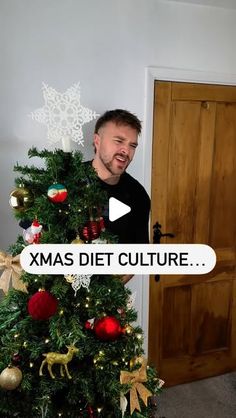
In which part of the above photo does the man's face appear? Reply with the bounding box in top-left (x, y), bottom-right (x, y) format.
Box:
top-left (93, 121), bottom-right (138, 177)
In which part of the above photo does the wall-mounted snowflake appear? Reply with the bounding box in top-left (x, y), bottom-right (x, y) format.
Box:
top-left (30, 83), bottom-right (98, 147)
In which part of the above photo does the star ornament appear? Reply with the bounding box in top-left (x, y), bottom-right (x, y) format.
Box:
top-left (30, 83), bottom-right (98, 147)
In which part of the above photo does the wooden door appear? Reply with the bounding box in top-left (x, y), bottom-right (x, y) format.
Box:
top-left (148, 81), bottom-right (236, 386)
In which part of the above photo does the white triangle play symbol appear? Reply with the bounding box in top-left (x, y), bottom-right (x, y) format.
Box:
top-left (109, 197), bottom-right (131, 222)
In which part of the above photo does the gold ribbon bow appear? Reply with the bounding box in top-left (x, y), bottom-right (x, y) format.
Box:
top-left (0, 251), bottom-right (27, 294)
top-left (120, 357), bottom-right (152, 415)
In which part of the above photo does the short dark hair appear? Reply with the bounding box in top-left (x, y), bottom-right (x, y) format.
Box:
top-left (94, 109), bottom-right (142, 135)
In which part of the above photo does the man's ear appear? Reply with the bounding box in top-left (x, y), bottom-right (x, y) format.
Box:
top-left (93, 133), bottom-right (100, 151)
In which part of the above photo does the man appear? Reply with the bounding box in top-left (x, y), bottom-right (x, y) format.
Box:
top-left (92, 109), bottom-right (150, 284)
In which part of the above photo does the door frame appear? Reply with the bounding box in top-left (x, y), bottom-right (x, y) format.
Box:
top-left (142, 66), bottom-right (236, 354)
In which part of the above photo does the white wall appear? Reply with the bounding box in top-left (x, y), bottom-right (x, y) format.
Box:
top-left (1, 0), bottom-right (236, 340)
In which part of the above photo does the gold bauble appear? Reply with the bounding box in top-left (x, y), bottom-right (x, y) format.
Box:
top-left (0, 366), bottom-right (23, 390)
top-left (71, 235), bottom-right (84, 244)
top-left (9, 185), bottom-right (34, 211)
top-left (124, 324), bottom-right (133, 335)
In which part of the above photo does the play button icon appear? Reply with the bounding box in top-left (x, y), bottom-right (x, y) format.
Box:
top-left (109, 197), bottom-right (131, 222)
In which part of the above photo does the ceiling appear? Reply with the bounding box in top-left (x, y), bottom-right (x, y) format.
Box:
top-left (164, 0), bottom-right (236, 9)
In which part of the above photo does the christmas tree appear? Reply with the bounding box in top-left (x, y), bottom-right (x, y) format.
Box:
top-left (0, 147), bottom-right (162, 418)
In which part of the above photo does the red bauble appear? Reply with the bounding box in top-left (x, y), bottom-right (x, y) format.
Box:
top-left (82, 220), bottom-right (101, 241)
top-left (12, 352), bottom-right (21, 365)
top-left (94, 316), bottom-right (122, 341)
top-left (47, 183), bottom-right (68, 203)
top-left (81, 226), bottom-right (90, 241)
top-left (87, 405), bottom-right (94, 417)
top-left (98, 216), bottom-right (105, 232)
top-left (85, 320), bottom-right (92, 330)
top-left (28, 290), bottom-right (58, 320)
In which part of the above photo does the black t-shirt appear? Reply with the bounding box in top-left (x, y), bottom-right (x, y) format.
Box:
top-left (97, 168), bottom-right (150, 244)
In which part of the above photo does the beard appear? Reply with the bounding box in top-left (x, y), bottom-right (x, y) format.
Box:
top-left (100, 153), bottom-right (130, 176)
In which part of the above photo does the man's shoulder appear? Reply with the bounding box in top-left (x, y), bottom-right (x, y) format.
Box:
top-left (122, 172), bottom-right (150, 199)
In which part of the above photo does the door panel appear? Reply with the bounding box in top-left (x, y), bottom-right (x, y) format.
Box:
top-left (162, 285), bottom-right (191, 358)
top-left (149, 81), bottom-right (236, 386)
top-left (210, 103), bottom-right (236, 248)
top-left (168, 102), bottom-right (201, 243)
top-left (191, 279), bottom-right (232, 353)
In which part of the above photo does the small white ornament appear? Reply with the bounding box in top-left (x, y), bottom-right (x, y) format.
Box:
top-left (31, 220), bottom-right (43, 235)
top-left (30, 83), bottom-right (99, 149)
top-left (157, 378), bottom-right (165, 389)
top-left (23, 227), bottom-right (34, 244)
top-left (120, 393), bottom-right (128, 418)
top-left (91, 237), bottom-right (108, 244)
top-left (127, 292), bottom-right (136, 309)
top-left (65, 274), bottom-right (92, 295)
top-left (86, 317), bottom-right (95, 328)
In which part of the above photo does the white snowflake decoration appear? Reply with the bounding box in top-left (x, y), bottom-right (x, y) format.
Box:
top-left (65, 274), bottom-right (92, 296)
top-left (30, 83), bottom-right (98, 147)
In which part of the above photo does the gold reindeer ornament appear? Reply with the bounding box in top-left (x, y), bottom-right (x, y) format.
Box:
top-left (39, 345), bottom-right (79, 379)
